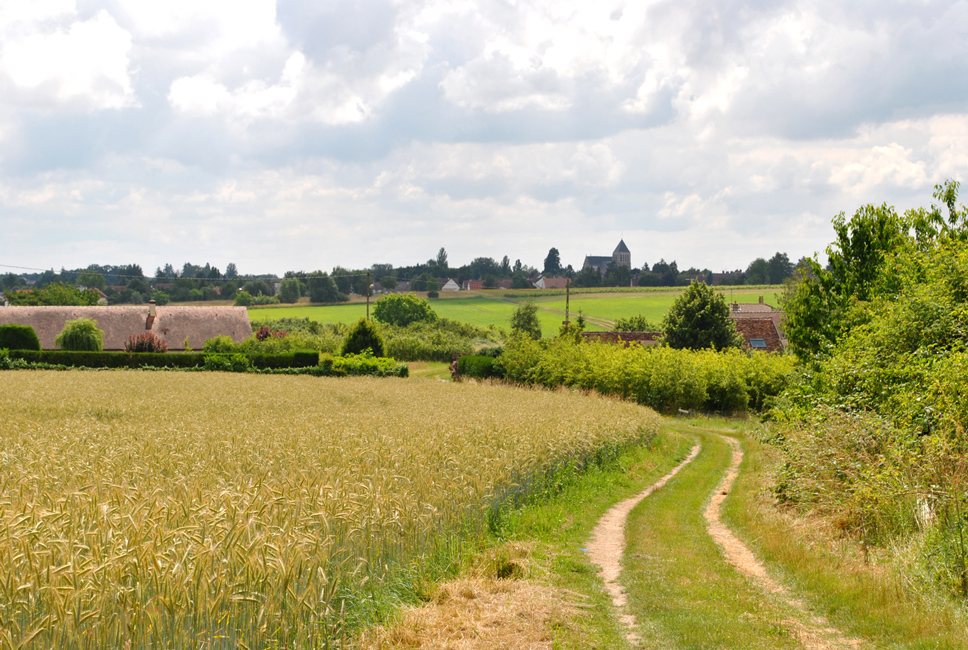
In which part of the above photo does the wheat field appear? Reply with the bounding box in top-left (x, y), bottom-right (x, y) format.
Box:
top-left (0, 371), bottom-right (659, 649)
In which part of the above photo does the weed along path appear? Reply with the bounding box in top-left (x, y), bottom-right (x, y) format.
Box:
top-left (704, 435), bottom-right (862, 650)
top-left (586, 442), bottom-right (702, 645)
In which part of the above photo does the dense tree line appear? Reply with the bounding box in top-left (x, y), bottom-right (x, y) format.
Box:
top-left (2, 246), bottom-right (800, 306)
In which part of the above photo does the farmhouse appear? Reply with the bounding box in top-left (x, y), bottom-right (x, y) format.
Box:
top-left (582, 239), bottom-right (632, 275)
top-left (533, 276), bottom-right (569, 289)
top-left (0, 304), bottom-right (252, 351)
top-left (727, 297), bottom-right (786, 351)
top-left (440, 279), bottom-right (461, 291)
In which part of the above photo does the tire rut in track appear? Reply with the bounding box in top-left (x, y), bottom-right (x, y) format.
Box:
top-left (586, 443), bottom-right (701, 646)
top-left (704, 435), bottom-right (863, 650)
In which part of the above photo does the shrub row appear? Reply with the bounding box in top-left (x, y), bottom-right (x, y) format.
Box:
top-left (498, 335), bottom-right (795, 413)
top-left (6, 350), bottom-right (321, 370)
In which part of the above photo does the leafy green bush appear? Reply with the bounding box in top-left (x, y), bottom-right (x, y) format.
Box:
top-left (499, 334), bottom-right (793, 413)
top-left (204, 353), bottom-right (252, 373)
top-left (0, 324), bottom-right (41, 351)
top-left (612, 314), bottom-right (659, 332)
top-left (661, 281), bottom-right (741, 351)
top-left (509, 301), bottom-right (541, 339)
top-left (330, 350), bottom-right (408, 377)
top-left (203, 335), bottom-right (237, 353)
top-left (293, 349), bottom-right (319, 367)
top-left (249, 294), bottom-right (280, 305)
top-left (55, 318), bottom-right (104, 351)
top-left (341, 318), bottom-right (385, 356)
top-left (456, 355), bottom-right (501, 379)
top-left (372, 293), bottom-right (437, 327)
top-left (234, 291), bottom-right (253, 306)
top-left (0, 349), bottom-right (29, 370)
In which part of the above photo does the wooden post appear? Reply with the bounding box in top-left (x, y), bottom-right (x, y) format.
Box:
top-left (366, 270), bottom-right (371, 320)
top-left (565, 278), bottom-right (570, 325)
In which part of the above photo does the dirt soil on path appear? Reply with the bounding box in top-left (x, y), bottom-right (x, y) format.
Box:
top-left (586, 443), bottom-right (702, 645)
top-left (704, 435), bottom-right (863, 650)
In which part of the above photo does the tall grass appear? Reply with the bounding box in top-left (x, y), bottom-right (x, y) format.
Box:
top-left (0, 371), bottom-right (658, 649)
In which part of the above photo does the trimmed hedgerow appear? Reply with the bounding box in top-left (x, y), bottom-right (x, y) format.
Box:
top-left (456, 355), bottom-right (502, 380)
top-left (0, 324), bottom-right (41, 351)
top-left (293, 349), bottom-right (320, 367)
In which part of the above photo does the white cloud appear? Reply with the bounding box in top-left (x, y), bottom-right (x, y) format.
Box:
top-left (0, 8), bottom-right (136, 109)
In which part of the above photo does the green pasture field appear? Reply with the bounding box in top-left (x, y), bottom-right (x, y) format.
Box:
top-left (249, 286), bottom-right (782, 336)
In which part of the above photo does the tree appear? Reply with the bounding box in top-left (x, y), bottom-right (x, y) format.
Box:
top-left (436, 247), bottom-right (448, 269)
top-left (372, 293), bottom-right (437, 327)
top-left (511, 272), bottom-right (532, 289)
top-left (513, 259), bottom-right (523, 273)
top-left (603, 264), bottom-right (631, 287)
top-left (482, 274), bottom-right (498, 289)
top-left (55, 318), bottom-right (104, 351)
top-left (767, 252), bottom-right (793, 284)
top-left (745, 258), bottom-right (770, 284)
top-left (501, 256), bottom-right (511, 274)
top-left (341, 318), bottom-right (386, 356)
top-left (543, 248), bottom-right (562, 275)
top-left (613, 314), bottom-right (659, 332)
top-left (234, 291), bottom-right (253, 306)
top-left (77, 270), bottom-right (106, 290)
top-left (573, 265), bottom-right (601, 288)
top-left (127, 277), bottom-right (151, 295)
top-left (379, 276), bottom-right (397, 291)
top-left (510, 300), bottom-right (542, 339)
top-left (306, 272), bottom-right (347, 303)
top-left (662, 282), bottom-right (741, 351)
top-left (6, 283), bottom-right (99, 306)
top-left (224, 263), bottom-right (238, 279)
top-left (781, 202), bottom-right (909, 357)
top-left (279, 278), bottom-right (301, 303)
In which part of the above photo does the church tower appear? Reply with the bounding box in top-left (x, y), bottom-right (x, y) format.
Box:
top-left (612, 239), bottom-right (631, 268)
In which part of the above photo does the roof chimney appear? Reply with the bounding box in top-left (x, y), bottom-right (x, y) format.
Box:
top-left (146, 300), bottom-right (157, 330)
top-left (732, 301), bottom-right (739, 311)
top-left (759, 296), bottom-right (764, 304)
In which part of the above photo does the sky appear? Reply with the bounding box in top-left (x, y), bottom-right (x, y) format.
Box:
top-left (1, 0), bottom-right (966, 277)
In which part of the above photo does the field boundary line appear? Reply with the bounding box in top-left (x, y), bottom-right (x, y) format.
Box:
top-left (587, 441), bottom-right (701, 646)
top-left (705, 434), bottom-right (864, 650)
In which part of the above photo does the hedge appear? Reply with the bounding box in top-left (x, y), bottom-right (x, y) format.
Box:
top-left (0, 324), bottom-right (41, 351)
top-left (6, 350), bottom-right (322, 370)
top-left (456, 355), bottom-right (502, 379)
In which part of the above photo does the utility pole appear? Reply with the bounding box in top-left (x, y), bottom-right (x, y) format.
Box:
top-left (366, 270), bottom-right (371, 320)
top-left (564, 278), bottom-right (570, 325)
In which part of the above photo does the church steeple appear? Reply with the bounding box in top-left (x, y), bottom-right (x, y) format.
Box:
top-left (612, 239), bottom-right (631, 268)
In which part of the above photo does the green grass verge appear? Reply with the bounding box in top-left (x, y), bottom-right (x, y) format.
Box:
top-left (406, 361), bottom-right (452, 380)
top-left (248, 287), bottom-right (783, 336)
top-left (622, 422), bottom-right (804, 649)
top-left (488, 429), bottom-right (697, 649)
top-left (725, 429), bottom-right (968, 649)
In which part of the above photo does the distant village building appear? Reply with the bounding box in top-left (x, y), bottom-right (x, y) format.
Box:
top-left (727, 297), bottom-right (787, 351)
top-left (440, 279), bottom-right (460, 291)
top-left (582, 239), bottom-right (631, 275)
top-left (0, 304), bottom-right (252, 351)
top-left (533, 276), bottom-right (569, 290)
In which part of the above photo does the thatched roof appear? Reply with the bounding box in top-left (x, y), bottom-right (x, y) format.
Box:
top-left (0, 306), bottom-right (252, 350)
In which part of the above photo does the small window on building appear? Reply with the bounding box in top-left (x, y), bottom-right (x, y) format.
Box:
top-left (750, 338), bottom-right (767, 349)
